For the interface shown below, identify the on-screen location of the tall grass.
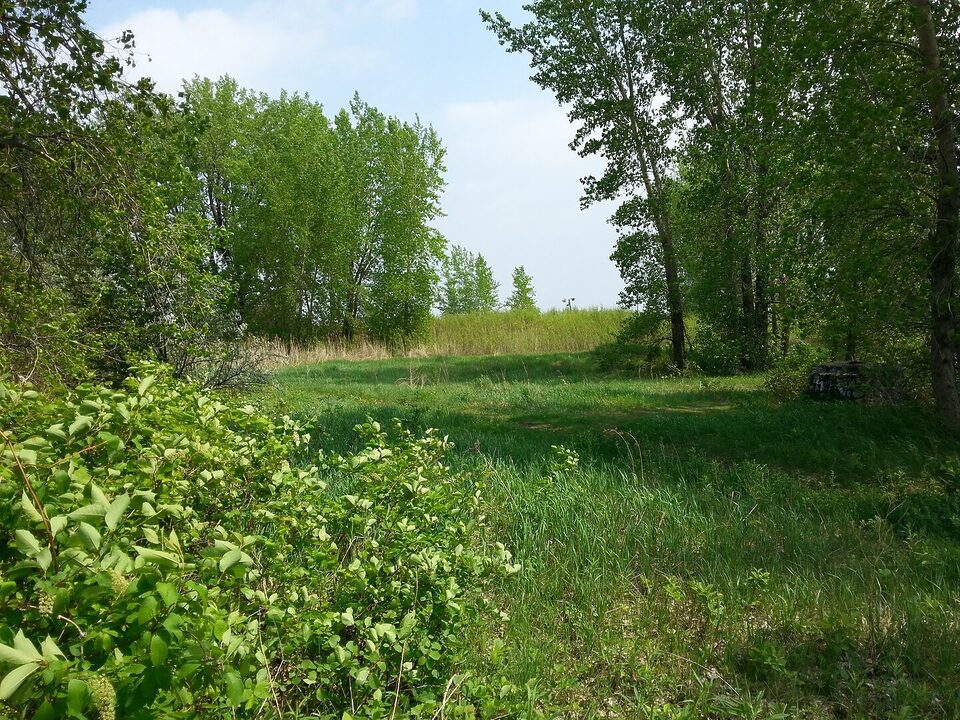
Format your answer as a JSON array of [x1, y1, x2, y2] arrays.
[[425, 307, 627, 356], [261, 308, 627, 367]]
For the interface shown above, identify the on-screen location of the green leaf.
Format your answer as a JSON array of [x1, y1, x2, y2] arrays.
[[49, 515, 68, 537], [138, 596, 158, 624], [67, 678, 88, 712], [68, 503, 106, 522], [35, 548, 52, 571], [224, 671, 244, 707], [134, 546, 180, 568], [218, 549, 253, 573], [12, 631, 43, 664], [20, 491, 42, 522], [398, 610, 417, 639], [90, 483, 109, 507], [40, 636, 64, 662], [156, 582, 179, 607], [104, 494, 130, 530], [150, 635, 168, 666], [219, 548, 243, 572], [68, 415, 93, 436], [76, 522, 101, 550], [14, 529, 41, 557], [138, 375, 157, 396], [98, 431, 123, 454], [0, 638, 41, 666], [0, 662, 40, 700], [15, 448, 37, 466]]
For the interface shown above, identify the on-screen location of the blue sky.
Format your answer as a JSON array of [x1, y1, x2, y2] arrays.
[[86, 0, 623, 309]]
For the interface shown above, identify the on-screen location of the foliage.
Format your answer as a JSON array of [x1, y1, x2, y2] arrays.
[[439, 246, 500, 315], [0, 367, 526, 718], [0, 3, 242, 386], [182, 80, 447, 347], [763, 342, 831, 400], [506, 267, 537, 313], [483, 2, 687, 365], [593, 312, 675, 375], [485, 0, 960, 424]]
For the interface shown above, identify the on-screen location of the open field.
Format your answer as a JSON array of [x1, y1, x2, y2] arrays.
[[262, 308, 629, 365], [253, 353, 960, 719]]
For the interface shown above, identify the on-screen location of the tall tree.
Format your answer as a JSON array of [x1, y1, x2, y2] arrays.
[[912, 0, 960, 425], [482, 1, 687, 365], [440, 245, 500, 314], [474, 253, 501, 312]]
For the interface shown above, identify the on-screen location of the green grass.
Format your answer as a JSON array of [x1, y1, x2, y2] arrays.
[[251, 352, 960, 719], [424, 307, 629, 356], [264, 308, 629, 364]]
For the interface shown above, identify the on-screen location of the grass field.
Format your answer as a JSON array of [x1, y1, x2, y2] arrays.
[[252, 352, 960, 719], [263, 308, 629, 364]]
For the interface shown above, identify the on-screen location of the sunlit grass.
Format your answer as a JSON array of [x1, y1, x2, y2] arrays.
[[260, 308, 628, 367]]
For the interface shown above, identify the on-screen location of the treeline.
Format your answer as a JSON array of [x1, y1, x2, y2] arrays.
[[184, 79, 446, 346], [485, 1, 960, 425], [0, 2, 446, 385], [439, 245, 537, 314]]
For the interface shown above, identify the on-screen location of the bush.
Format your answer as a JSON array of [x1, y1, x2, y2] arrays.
[[0, 367, 525, 718], [689, 322, 743, 376], [593, 312, 674, 375], [764, 342, 830, 400]]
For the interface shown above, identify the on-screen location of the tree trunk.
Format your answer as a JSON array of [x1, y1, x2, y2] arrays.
[[754, 270, 769, 367], [913, 0, 960, 427], [740, 253, 757, 368], [662, 233, 686, 367]]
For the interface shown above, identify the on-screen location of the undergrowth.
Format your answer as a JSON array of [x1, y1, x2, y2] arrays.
[[0, 367, 529, 719], [260, 352, 960, 719]]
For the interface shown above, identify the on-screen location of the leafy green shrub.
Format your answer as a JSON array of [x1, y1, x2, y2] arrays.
[[0, 367, 524, 718], [593, 312, 673, 375], [764, 343, 830, 400], [689, 322, 743, 376]]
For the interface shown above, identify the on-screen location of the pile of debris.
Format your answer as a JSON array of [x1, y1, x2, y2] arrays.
[[808, 361, 906, 402]]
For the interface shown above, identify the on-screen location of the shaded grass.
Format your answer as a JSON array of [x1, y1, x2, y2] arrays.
[[251, 352, 960, 719]]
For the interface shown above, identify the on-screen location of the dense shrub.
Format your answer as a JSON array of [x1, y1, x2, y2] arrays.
[[593, 312, 674, 375], [0, 367, 524, 718], [763, 342, 830, 400], [688, 321, 744, 376]]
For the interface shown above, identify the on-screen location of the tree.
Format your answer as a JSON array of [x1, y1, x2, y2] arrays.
[[440, 245, 499, 314], [0, 1, 232, 384], [183, 80, 447, 347], [483, 2, 687, 365], [474, 254, 501, 312], [486, 0, 960, 426], [507, 266, 537, 312]]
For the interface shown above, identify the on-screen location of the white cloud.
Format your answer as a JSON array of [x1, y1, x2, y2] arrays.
[[99, 1, 395, 94], [435, 100, 623, 309]]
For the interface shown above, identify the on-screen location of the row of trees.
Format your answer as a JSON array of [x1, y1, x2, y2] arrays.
[[484, 0, 960, 426], [439, 245, 538, 314], [184, 78, 447, 347], [0, 1, 467, 384]]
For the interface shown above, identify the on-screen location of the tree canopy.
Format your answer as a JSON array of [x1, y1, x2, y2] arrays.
[[485, 0, 960, 426]]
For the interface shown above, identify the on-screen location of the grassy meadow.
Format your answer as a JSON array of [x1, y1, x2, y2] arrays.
[[252, 352, 960, 719], [263, 308, 629, 364]]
